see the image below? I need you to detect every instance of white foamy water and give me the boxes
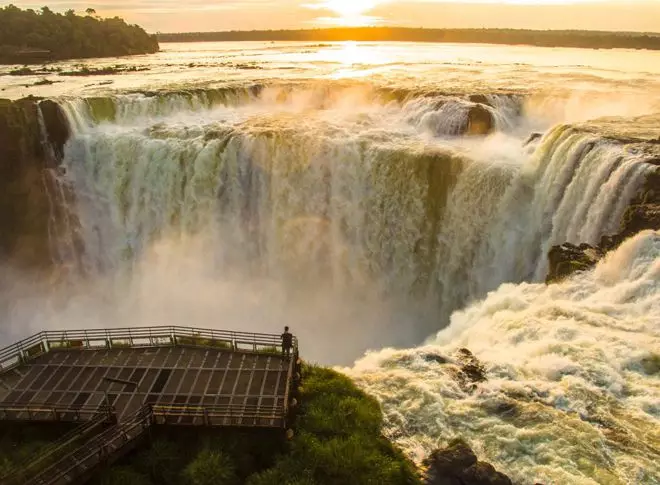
[47,83,652,335]
[348,231,660,485]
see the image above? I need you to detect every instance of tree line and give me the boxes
[158,27,660,50]
[0,5,159,63]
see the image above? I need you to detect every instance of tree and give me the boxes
[0,5,159,63]
[86,7,96,16]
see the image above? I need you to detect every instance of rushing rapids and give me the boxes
[348,231,660,485]
[2,41,660,485]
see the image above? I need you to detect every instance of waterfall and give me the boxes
[433,124,652,311]
[36,102,81,273]
[52,89,652,342]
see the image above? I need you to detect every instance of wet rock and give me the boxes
[453,348,487,391]
[468,94,492,107]
[467,104,494,135]
[546,242,604,283]
[0,98,50,267]
[424,439,513,485]
[640,354,660,375]
[524,132,543,146]
[421,353,449,365]
[39,99,70,161]
[546,163,660,283]
[0,97,76,270]
[483,400,519,419]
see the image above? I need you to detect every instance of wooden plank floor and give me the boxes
[0,347,290,427]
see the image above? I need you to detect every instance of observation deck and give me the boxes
[0,326,299,428]
[0,326,300,484]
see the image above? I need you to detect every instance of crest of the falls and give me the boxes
[347,230,660,485]
[54,89,651,346]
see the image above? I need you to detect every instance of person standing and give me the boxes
[281,326,293,359]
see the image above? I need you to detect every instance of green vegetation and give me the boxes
[0,424,71,477]
[0,5,158,64]
[247,366,419,485]
[158,27,660,50]
[176,335,233,349]
[0,365,419,485]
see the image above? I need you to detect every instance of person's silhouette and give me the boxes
[281,326,293,359]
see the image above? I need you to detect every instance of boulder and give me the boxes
[524,132,543,146]
[421,352,449,365]
[467,104,494,135]
[424,439,513,485]
[546,242,603,284]
[468,94,492,107]
[39,99,70,161]
[454,348,487,391]
[546,163,660,283]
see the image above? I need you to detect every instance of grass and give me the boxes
[3,364,419,485]
[246,365,420,485]
[260,346,281,356]
[176,335,233,350]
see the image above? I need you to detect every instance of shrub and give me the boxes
[183,449,238,485]
[95,466,152,485]
[133,438,184,485]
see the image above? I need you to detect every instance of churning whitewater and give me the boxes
[4,41,660,485]
[56,87,649,326]
[348,231,660,485]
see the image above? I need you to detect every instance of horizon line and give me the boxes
[154,26,660,36]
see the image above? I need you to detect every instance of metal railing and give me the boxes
[0,403,114,422]
[26,405,154,485]
[0,326,299,372]
[151,402,286,427]
[0,411,113,485]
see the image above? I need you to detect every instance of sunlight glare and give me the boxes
[322,0,380,19]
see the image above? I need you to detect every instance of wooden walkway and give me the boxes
[0,327,300,485]
[0,327,299,427]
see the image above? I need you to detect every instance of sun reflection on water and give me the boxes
[313,42,394,78]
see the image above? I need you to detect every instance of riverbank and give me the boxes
[0,6,158,65]
[157,27,660,50]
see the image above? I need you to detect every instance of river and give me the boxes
[1,41,659,484]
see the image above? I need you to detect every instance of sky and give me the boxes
[8,0,660,33]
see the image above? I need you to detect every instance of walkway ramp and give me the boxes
[2,406,153,485]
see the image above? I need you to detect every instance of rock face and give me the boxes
[424,439,513,485]
[39,99,71,160]
[467,104,494,135]
[546,242,604,283]
[546,160,660,283]
[0,97,72,269]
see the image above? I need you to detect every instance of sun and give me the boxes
[321,0,380,18]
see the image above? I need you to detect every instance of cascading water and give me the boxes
[348,230,660,485]
[55,87,651,336]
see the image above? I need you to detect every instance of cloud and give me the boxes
[12,0,295,14]
[8,0,660,32]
